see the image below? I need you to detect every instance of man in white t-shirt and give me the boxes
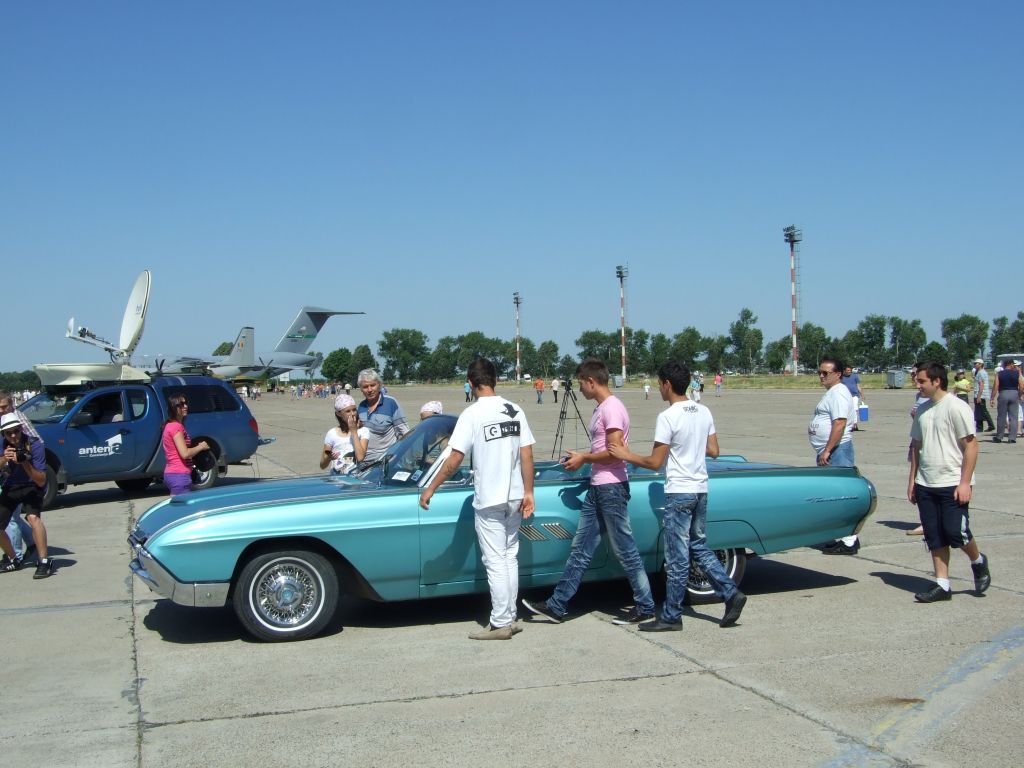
[522,359,656,625]
[808,356,859,555]
[610,362,746,631]
[420,358,535,640]
[908,362,990,603]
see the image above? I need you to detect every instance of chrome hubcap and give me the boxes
[251,559,321,629]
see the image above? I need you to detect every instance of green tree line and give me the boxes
[311,309,1024,383]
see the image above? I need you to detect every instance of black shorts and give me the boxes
[915,484,973,550]
[0,484,45,529]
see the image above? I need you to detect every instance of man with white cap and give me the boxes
[0,412,53,577]
[972,359,995,432]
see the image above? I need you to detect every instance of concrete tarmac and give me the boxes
[3,384,1021,767]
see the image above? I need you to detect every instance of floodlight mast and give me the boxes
[616,265,628,381]
[513,291,522,382]
[783,226,802,375]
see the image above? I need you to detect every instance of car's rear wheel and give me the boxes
[686,548,747,605]
[115,478,153,494]
[233,550,339,642]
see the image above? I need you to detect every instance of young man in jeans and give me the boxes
[523,359,656,625]
[610,362,746,631]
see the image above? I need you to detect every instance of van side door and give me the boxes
[62,390,138,478]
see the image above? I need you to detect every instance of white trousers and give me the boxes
[851,396,860,426]
[474,501,523,628]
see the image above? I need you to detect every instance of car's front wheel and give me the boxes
[233,550,339,642]
[686,548,747,605]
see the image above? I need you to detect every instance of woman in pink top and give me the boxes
[162,394,210,496]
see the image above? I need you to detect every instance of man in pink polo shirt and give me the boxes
[523,359,655,624]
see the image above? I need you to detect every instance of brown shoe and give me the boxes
[469,624,514,640]
[510,621,523,635]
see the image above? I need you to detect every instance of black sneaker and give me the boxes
[822,539,859,555]
[521,598,563,623]
[611,606,656,625]
[33,558,54,579]
[972,554,991,594]
[0,555,23,573]
[915,584,951,603]
[638,618,682,632]
[720,591,747,627]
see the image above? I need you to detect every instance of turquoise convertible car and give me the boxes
[129,414,876,642]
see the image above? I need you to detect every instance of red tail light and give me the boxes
[249,418,259,435]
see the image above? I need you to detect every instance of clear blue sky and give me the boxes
[3,2,1021,372]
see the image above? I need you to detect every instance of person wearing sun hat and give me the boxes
[0,412,53,577]
[419,401,443,420]
[320,394,369,475]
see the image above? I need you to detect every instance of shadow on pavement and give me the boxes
[875,519,923,532]
[739,556,857,596]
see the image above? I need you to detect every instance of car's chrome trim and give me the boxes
[540,522,574,540]
[130,548,229,608]
[519,524,547,541]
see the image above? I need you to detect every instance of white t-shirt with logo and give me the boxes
[448,395,536,510]
[808,384,854,452]
[654,400,716,493]
[911,393,976,487]
[324,426,370,474]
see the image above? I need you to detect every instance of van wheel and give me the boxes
[190,441,220,492]
[686,548,747,605]
[191,465,218,491]
[42,465,59,509]
[115,478,153,494]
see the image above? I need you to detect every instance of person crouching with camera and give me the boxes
[0,412,53,577]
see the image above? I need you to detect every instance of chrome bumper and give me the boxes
[130,547,229,608]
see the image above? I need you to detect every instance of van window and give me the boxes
[161,385,240,414]
[127,389,148,420]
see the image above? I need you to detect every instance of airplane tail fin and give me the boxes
[223,327,255,367]
[272,307,363,355]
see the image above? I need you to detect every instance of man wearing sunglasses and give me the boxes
[807,356,859,555]
[0,412,53,577]
[0,391,38,560]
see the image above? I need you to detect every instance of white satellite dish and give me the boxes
[66,270,152,364]
[119,270,151,357]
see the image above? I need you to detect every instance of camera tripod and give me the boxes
[551,383,590,459]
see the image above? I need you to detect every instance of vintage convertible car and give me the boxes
[129,414,875,642]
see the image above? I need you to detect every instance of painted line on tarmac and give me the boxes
[820,624,1024,767]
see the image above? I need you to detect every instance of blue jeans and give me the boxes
[547,482,655,616]
[662,493,737,624]
[4,506,34,557]
[820,440,855,467]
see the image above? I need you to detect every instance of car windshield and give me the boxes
[19,391,87,423]
[354,414,465,488]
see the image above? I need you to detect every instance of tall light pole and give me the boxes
[615,265,628,382]
[513,291,522,382]
[783,226,802,375]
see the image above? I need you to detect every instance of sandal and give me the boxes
[906,526,924,536]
